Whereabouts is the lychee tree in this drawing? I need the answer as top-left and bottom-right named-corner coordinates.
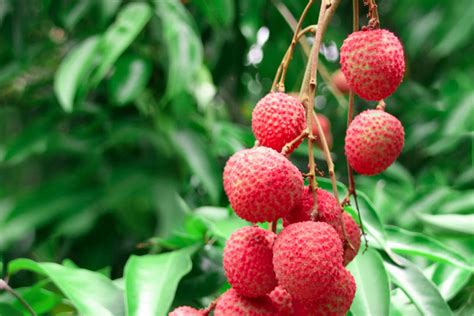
top-left (0, 0), bottom-right (472, 316)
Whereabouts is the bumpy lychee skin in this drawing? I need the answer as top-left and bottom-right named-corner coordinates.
top-left (223, 226), bottom-right (277, 297)
top-left (269, 286), bottom-right (294, 315)
top-left (252, 92), bottom-right (306, 153)
top-left (345, 109), bottom-right (404, 175)
top-left (273, 221), bottom-right (344, 302)
top-left (214, 289), bottom-right (278, 316)
top-left (342, 212), bottom-right (361, 266)
top-left (340, 29), bottom-right (405, 101)
top-left (312, 114), bottom-right (333, 150)
top-left (284, 188), bottom-right (340, 230)
top-left (168, 306), bottom-right (205, 316)
top-left (331, 69), bottom-right (351, 94)
top-left (223, 147), bottom-right (303, 222)
top-left (293, 268), bottom-right (356, 316)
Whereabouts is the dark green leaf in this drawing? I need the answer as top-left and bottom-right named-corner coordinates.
top-left (193, 0), bottom-right (235, 28)
top-left (107, 54), bottom-right (152, 105)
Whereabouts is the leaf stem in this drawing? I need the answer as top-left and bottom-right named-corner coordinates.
top-left (0, 279), bottom-right (37, 316)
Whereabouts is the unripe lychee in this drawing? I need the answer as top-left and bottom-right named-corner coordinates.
top-left (293, 268), bottom-right (356, 316)
top-left (344, 109), bottom-right (404, 175)
top-left (223, 226), bottom-right (277, 297)
top-left (340, 29), bottom-right (405, 101)
top-left (252, 92), bottom-right (306, 153)
top-left (331, 69), bottom-right (351, 94)
top-left (214, 289), bottom-right (278, 316)
top-left (342, 212), bottom-right (361, 266)
top-left (168, 306), bottom-right (205, 316)
top-left (273, 221), bottom-right (343, 302)
top-left (269, 286), bottom-right (294, 315)
top-left (312, 114), bottom-right (333, 150)
top-left (223, 147), bottom-right (303, 222)
top-left (284, 187), bottom-right (340, 231)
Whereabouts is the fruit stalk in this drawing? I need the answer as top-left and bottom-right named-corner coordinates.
top-left (0, 279), bottom-right (37, 316)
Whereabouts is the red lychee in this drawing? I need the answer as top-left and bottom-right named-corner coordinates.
top-left (273, 221), bottom-right (343, 302)
top-left (293, 268), bottom-right (356, 316)
top-left (252, 92), bottom-right (306, 153)
top-left (269, 286), bottom-right (294, 315)
top-left (331, 69), bottom-right (351, 94)
top-left (223, 147), bottom-right (303, 222)
top-left (344, 109), bottom-right (404, 175)
top-left (284, 187), bottom-right (340, 231)
top-left (312, 113), bottom-right (333, 150)
top-left (223, 226), bottom-right (277, 297)
top-left (342, 212), bottom-right (361, 266)
top-left (214, 289), bottom-right (278, 316)
top-left (340, 29), bottom-right (405, 101)
top-left (168, 306), bottom-right (205, 316)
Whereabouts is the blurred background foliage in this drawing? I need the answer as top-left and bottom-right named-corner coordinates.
top-left (0, 0), bottom-right (472, 315)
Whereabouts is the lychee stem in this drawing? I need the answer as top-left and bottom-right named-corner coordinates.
top-left (281, 129), bottom-right (309, 156)
top-left (363, 0), bottom-right (380, 29)
top-left (376, 99), bottom-right (386, 111)
top-left (272, 0), bottom-right (348, 109)
top-left (343, 0), bottom-right (369, 253)
top-left (271, 0), bottom-right (315, 93)
top-left (202, 298), bottom-right (218, 315)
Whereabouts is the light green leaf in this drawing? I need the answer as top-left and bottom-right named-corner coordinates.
top-left (348, 248), bottom-right (390, 316)
top-left (425, 263), bottom-right (472, 300)
top-left (418, 213), bottom-right (474, 235)
top-left (54, 36), bottom-right (100, 112)
top-left (90, 2), bottom-right (152, 87)
top-left (171, 130), bottom-right (221, 204)
top-left (124, 247), bottom-right (195, 316)
top-left (155, 0), bottom-right (203, 97)
top-left (8, 259), bottom-right (124, 316)
top-left (385, 257), bottom-right (453, 316)
top-left (386, 226), bottom-right (473, 271)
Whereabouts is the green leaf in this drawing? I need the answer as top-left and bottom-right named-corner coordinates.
top-left (418, 213), bottom-right (474, 236)
top-left (8, 259), bottom-right (125, 316)
top-left (193, 0), bottom-right (235, 28)
top-left (124, 247), bottom-right (195, 316)
top-left (386, 226), bottom-right (473, 271)
top-left (385, 257), bottom-right (453, 316)
top-left (90, 2), bottom-right (152, 87)
top-left (425, 263), bottom-right (472, 300)
top-left (54, 36), bottom-right (100, 112)
top-left (107, 54), bottom-right (152, 105)
top-left (0, 303), bottom-right (22, 316)
top-left (155, 0), bottom-right (203, 97)
top-left (171, 130), bottom-right (221, 204)
top-left (348, 248), bottom-right (390, 316)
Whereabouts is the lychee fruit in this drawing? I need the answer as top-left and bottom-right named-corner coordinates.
top-left (168, 306), bottom-right (205, 316)
top-left (214, 289), bottom-right (278, 316)
top-left (293, 268), bottom-right (356, 316)
top-left (269, 286), bottom-right (294, 315)
top-left (284, 187), bottom-right (340, 230)
top-left (340, 29), bottom-right (405, 101)
top-left (344, 109), bottom-right (404, 175)
top-left (331, 69), bottom-right (351, 94)
top-left (223, 226), bottom-right (277, 297)
top-left (342, 212), bottom-right (361, 266)
top-left (311, 113), bottom-right (333, 150)
top-left (252, 92), bottom-right (306, 153)
top-left (223, 146), bottom-right (303, 222)
top-left (273, 221), bottom-right (343, 302)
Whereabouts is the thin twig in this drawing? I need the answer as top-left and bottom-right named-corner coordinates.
top-left (272, 0), bottom-right (347, 110)
top-left (271, 0), bottom-right (315, 92)
top-left (281, 129), bottom-right (309, 156)
top-left (0, 279), bottom-right (37, 316)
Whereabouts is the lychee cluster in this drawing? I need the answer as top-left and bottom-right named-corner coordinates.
top-left (340, 28), bottom-right (406, 175)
